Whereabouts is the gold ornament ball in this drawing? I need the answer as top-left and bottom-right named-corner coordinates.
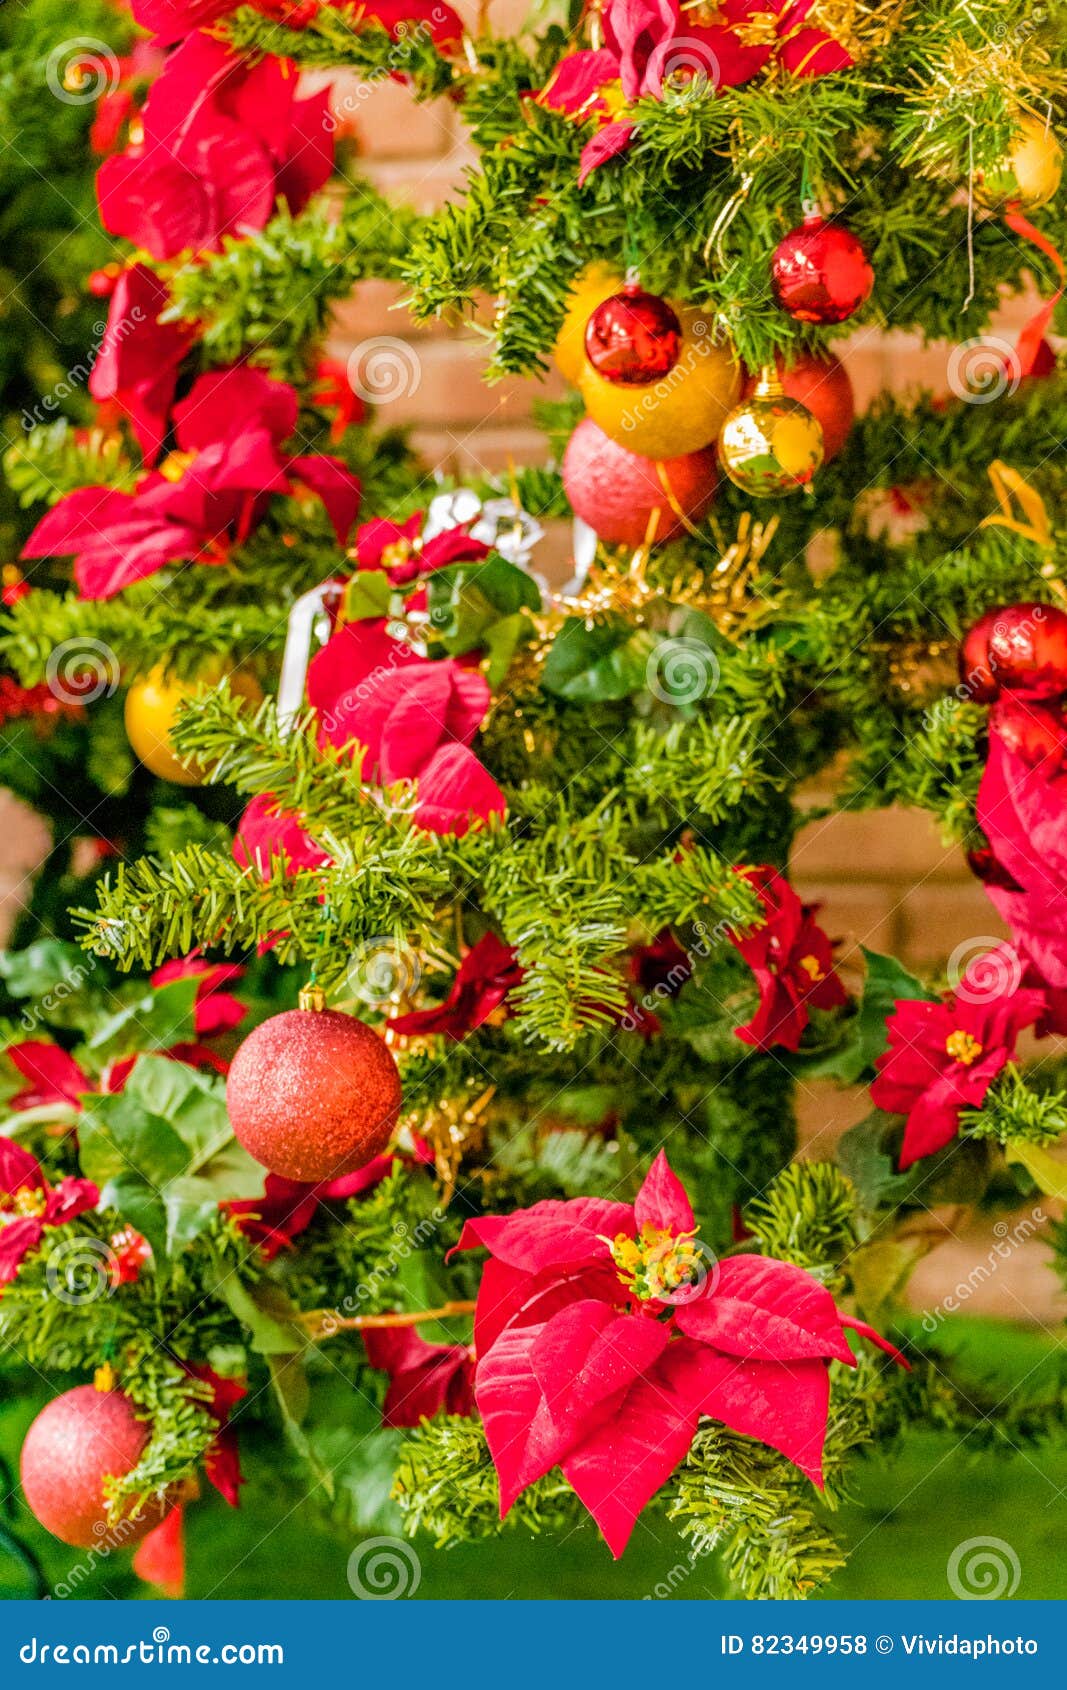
top-left (717, 372), bottom-right (824, 498)
top-left (125, 664), bottom-right (262, 785)
top-left (975, 117), bottom-right (1063, 213)
top-left (553, 265), bottom-right (623, 384)
top-left (580, 307), bottom-right (742, 457)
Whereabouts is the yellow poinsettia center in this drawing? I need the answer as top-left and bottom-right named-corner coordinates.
top-left (945, 1030), bottom-right (983, 1066)
top-left (381, 538), bottom-right (416, 572)
top-left (158, 450), bottom-right (197, 483)
top-left (797, 953), bottom-right (825, 983)
top-left (607, 1221), bottom-right (703, 1301)
top-left (598, 80), bottom-right (629, 119)
top-left (0, 1187), bottom-right (47, 1223)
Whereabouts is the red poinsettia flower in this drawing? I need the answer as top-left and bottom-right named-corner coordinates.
top-left (452, 1151), bottom-right (902, 1556)
top-left (728, 866), bottom-right (846, 1051)
top-left (5, 1042), bottom-right (91, 1111)
top-left (353, 514), bottom-right (490, 586)
top-left (182, 1363), bottom-right (246, 1506)
top-left (132, 0), bottom-right (461, 43)
top-left (97, 36), bottom-right (334, 262)
top-left (23, 366), bottom-right (359, 599)
top-left (363, 1325), bottom-right (475, 1427)
top-left (306, 619), bottom-right (505, 836)
top-left (871, 961), bottom-right (1045, 1170)
top-left (977, 729), bottom-right (1067, 988)
top-left (151, 951), bottom-right (247, 1037)
top-left (0, 1138), bottom-right (99, 1285)
top-left (87, 264), bottom-right (193, 467)
top-left (388, 933), bottom-right (522, 1041)
top-left (90, 38), bottom-right (166, 154)
top-left (132, 1504), bottom-right (185, 1596)
top-left (222, 1155), bottom-right (399, 1258)
top-left (233, 792), bottom-right (332, 881)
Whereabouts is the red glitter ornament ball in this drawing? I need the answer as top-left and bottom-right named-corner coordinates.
top-left (584, 285), bottom-right (682, 385)
top-left (771, 214), bottom-right (874, 326)
top-left (984, 602), bottom-right (1067, 699)
top-left (562, 417), bottom-right (718, 546)
top-left (745, 353), bottom-right (855, 461)
top-left (991, 696), bottom-right (1067, 773)
top-left (226, 1006), bottom-right (402, 1183)
top-left (20, 1387), bottom-right (170, 1549)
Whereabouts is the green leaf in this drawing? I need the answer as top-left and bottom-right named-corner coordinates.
top-left (342, 570), bottom-right (395, 622)
top-left (212, 1270), bottom-right (305, 1356)
top-left (267, 1354), bottom-right (335, 1497)
top-left (78, 1056), bottom-right (265, 1257)
top-left (1005, 1137), bottom-right (1067, 1201)
top-left (85, 978), bottom-right (200, 1064)
top-left (426, 553), bottom-right (541, 674)
top-left (0, 941), bottom-right (91, 1000)
top-left (798, 949), bottom-right (931, 1083)
top-left (541, 617), bottom-right (655, 702)
top-left (835, 1110), bottom-right (922, 1212)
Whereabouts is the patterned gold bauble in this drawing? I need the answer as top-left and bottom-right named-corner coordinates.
top-left (717, 369), bottom-right (824, 498)
top-left (975, 117), bottom-right (1063, 213)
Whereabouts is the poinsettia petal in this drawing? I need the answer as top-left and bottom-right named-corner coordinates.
top-left (670, 1338), bottom-right (830, 1486)
top-left (413, 743), bottom-right (506, 836)
top-left (633, 1149), bottom-right (694, 1233)
top-left (560, 1343), bottom-right (702, 1557)
top-left (578, 120), bottom-right (637, 186)
top-left (0, 1216), bottom-right (44, 1282)
top-left (0, 1135), bottom-right (45, 1194)
top-left (839, 1314), bottom-right (910, 1369)
top-left (288, 455), bottom-right (361, 545)
top-left (132, 1505), bottom-right (185, 1595)
top-left (531, 1298), bottom-right (668, 1449)
top-left (451, 1196), bottom-right (635, 1274)
top-left (475, 1320), bottom-right (570, 1512)
top-left (7, 1042), bottom-right (90, 1108)
top-left (674, 1255), bottom-right (855, 1365)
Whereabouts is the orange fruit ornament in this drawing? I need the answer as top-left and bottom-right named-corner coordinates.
top-left (552, 265), bottom-right (624, 384)
top-left (125, 664), bottom-right (262, 785)
top-left (579, 305), bottom-right (741, 457)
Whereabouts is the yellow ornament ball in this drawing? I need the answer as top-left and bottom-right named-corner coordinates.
top-left (553, 265), bottom-right (624, 384)
top-left (976, 116), bottom-right (1063, 213)
top-left (124, 665), bottom-right (262, 785)
top-left (579, 306), bottom-right (742, 458)
top-left (718, 371), bottom-right (824, 498)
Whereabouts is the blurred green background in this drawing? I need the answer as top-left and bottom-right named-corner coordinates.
top-left (3, 1318), bottom-right (1065, 1601)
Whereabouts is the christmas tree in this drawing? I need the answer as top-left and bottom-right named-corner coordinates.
top-left (2, 0), bottom-right (1067, 1601)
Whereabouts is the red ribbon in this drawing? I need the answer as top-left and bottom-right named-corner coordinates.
top-left (1004, 208), bottom-right (1064, 377)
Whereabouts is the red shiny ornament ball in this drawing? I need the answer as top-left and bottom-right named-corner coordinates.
top-left (562, 417), bottom-right (718, 546)
top-left (958, 607), bottom-right (1004, 702)
top-left (985, 601), bottom-right (1067, 699)
top-left (991, 696), bottom-right (1067, 772)
top-left (771, 214), bottom-right (874, 325)
top-left (226, 1007), bottom-right (402, 1183)
top-left (584, 285), bottom-right (682, 386)
top-left (20, 1387), bottom-right (169, 1549)
top-left (743, 353), bottom-right (855, 461)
